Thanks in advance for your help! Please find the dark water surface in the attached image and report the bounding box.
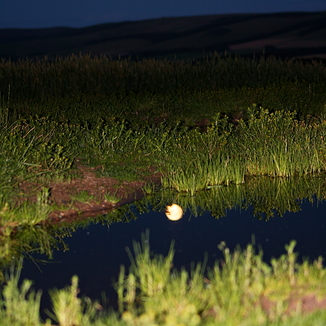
[20,198,326,311]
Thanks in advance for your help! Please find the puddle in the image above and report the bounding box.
[20,198,326,313]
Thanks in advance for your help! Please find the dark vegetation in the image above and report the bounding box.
[1,11,326,60]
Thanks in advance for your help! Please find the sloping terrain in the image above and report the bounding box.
[1,11,326,60]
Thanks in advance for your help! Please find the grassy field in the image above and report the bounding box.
[1,54,326,324]
[1,54,326,192]
[1,54,326,121]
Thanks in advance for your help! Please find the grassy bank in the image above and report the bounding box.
[1,237,326,326]
[1,105,326,210]
[1,54,325,191]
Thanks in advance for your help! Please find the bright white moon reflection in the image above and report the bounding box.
[165,204,183,221]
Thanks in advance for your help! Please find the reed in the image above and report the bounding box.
[235,107,326,176]
[161,106,326,193]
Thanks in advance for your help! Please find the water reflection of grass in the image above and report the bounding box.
[2,236,326,325]
[1,175,324,282]
[148,174,326,220]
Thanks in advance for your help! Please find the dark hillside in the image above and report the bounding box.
[1,11,326,60]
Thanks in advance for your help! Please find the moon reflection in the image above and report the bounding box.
[165,204,183,221]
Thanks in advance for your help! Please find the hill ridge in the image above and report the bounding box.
[1,11,326,60]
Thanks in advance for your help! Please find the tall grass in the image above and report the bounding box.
[1,103,326,197]
[233,106,326,177]
[1,54,325,99]
[1,54,326,122]
[0,116,79,191]
[160,107,326,194]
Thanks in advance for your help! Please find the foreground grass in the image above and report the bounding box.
[1,237,326,326]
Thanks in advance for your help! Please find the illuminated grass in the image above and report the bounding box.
[161,107,326,193]
[116,237,326,326]
[2,237,326,325]
[1,105,326,204]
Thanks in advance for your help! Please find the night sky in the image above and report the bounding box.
[1,0,326,29]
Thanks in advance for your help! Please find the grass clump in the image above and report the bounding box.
[0,266,42,326]
[70,190,95,204]
[116,237,326,326]
[104,193,121,204]
[161,107,326,194]
[47,275,101,326]
[233,106,326,177]
[1,237,326,325]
